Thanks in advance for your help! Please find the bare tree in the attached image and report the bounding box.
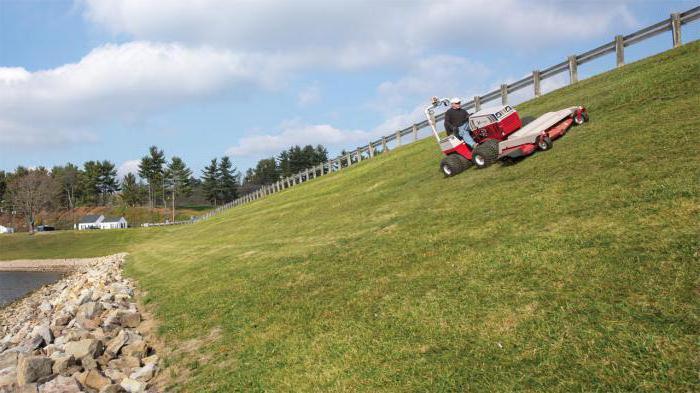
[8,169,56,233]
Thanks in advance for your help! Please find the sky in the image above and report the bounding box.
[1,0,698,179]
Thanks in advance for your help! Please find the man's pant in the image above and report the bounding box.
[457,123,477,147]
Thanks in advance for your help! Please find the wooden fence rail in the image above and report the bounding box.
[148,7,699,227]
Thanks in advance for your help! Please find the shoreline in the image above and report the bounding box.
[0,258,96,272]
[0,253,162,392]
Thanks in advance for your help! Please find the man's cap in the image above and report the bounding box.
[450,97,461,104]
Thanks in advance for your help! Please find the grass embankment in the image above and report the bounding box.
[1,42,698,391]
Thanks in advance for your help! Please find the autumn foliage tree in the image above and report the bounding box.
[7,169,57,233]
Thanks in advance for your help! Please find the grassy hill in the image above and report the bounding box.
[1,42,698,391]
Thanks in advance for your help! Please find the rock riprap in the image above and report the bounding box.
[0,254,159,392]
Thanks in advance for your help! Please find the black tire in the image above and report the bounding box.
[536,135,553,151]
[472,139,499,169]
[440,154,470,177]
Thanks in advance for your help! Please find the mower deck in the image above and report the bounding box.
[498,107,579,155]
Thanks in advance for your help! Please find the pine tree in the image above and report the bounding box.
[138,146,166,208]
[98,160,119,205]
[81,161,101,205]
[166,156,193,221]
[218,156,239,203]
[120,173,144,207]
[201,158,220,206]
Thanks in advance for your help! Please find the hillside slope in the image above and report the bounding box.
[3,42,699,391]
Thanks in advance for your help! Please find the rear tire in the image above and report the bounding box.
[536,135,553,151]
[440,154,470,177]
[472,139,499,169]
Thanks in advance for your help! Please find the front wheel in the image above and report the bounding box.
[440,154,470,177]
[472,139,499,169]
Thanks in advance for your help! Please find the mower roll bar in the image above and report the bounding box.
[425,97,451,143]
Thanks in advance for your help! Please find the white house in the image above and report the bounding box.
[76,215,128,230]
[0,225,15,234]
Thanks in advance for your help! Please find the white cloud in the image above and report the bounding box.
[0,41,286,146]
[80,0,636,69]
[117,159,141,179]
[226,119,379,158]
[297,83,321,107]
[374,54,492,112]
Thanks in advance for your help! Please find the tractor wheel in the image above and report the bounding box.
[573,110,589,125]
[472,139,499,169]
[440,154,469,177]
[536,135,553,151]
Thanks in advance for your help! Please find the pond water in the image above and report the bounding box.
[0,271,63,307]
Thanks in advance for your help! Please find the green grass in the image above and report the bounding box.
[2,42,699,391]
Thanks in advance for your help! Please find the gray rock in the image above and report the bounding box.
[121,341,146,359]
[103,367,126,382]
[53,313,72,327]
[0,352,18,369]
[38,375,82,393]
[99,384,125,393]
[0,366,17,388]
[64,339,103,360]
[80,354,98,370]
[16,383,38,393]
[31,326,53,346]
[22,336,44,352]
[84,369,111,391]
[51,355,74,376]
[105,330,128,357]
[117,311,141,328]
[78,302,103,320]
[108,356,141,372]
[76,290,93,306]
[129,363,155,382]
[38,301,52,313]
[141,355,158,366]
[16,356,53,385]
[119,378,145,393]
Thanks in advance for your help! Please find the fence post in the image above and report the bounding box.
[671,13,681,48]
[346,154,352,167]
[615,35,625,67]
[568,55,578,84]
[304,168,309,181]
[473,95,481,111]
[533,70,541,98]
[500,84,508,105]
[396,130,401,147]
[382,136,388,153]
[357,148,362,162]
[412,124,418,141]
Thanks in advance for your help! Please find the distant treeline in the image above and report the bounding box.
[0,144,328,232]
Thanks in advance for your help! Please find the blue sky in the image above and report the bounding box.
[1,0,698,178]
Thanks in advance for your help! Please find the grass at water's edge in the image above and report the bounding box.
[2,42,700,391]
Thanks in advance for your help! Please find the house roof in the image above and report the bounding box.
[79,215,102,224]
[102,216,126,223]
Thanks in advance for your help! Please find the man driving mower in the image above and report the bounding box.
[443,97,477,148]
